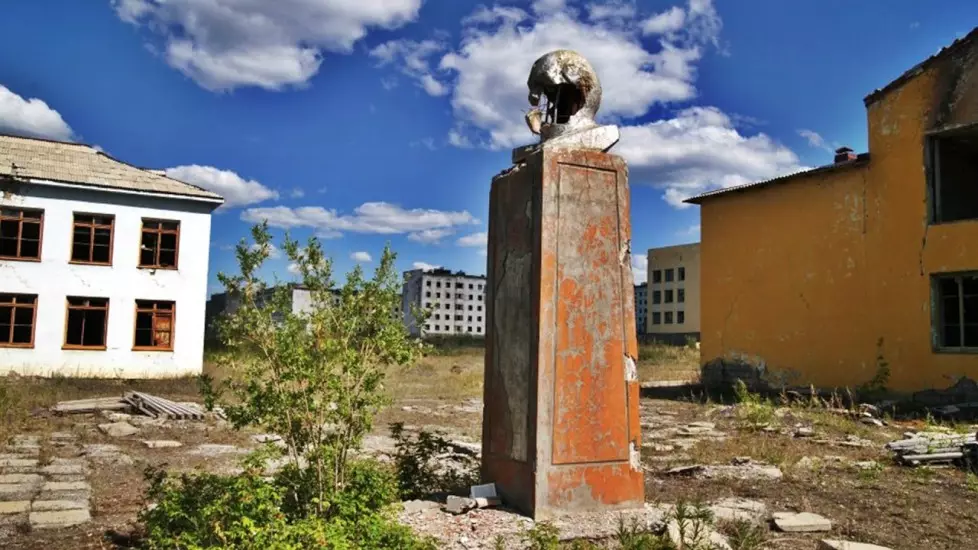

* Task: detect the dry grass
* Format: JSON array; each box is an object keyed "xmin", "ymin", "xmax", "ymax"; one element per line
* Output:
[{"xmin": 637, "ymin": 341, "xmax": 700, "ymax": 383}]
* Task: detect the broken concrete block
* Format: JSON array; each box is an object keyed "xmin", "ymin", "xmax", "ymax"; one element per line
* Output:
[
  {"xmin": 0, "ymin": 458, "xmax": 38, "ymax": 469},
  {"xmin": 773, "ymin": 511, "xmax": 832, "ymax": 532},
  {"xmin": 142, "ymin": 440, "xmax": 183, "ymax": 449},
  {"xmin": 710, "ymin": 498, "xmax": 767, "ymax": 525},
  {"xmin": 188, "ymin": 444, "xmax": 246, "ymax": 456},
  {"xmin": 445, "ymin": 495, "xmax": 477, "ymax": 514},
  {"xmin": 30, "ymin": 500, "xmax": 89, "ymax": 512},
  {"xmin": 819, "ymin": 540, "xmax": 892, "ymax": 550},
  {"xmin": 0, "ymin": 473, "xmax": 43, "ymax": 485},
  {"xmin": 0, "ymin": 501, "xmax": 30, "ymax": 515},
  {"xmin": 40, "ymin": 463, "xmax": 86, "ymax": 476},
  {"xmin": 0, "ymin": 483, "xmax": 38, "ymax": 500},
  {"xmin": 469, "ymin": 483, "xmax": 497, "ymax": 499},
  {"xmin": 98, "ymin": 422, "xmax": 139, "ymax": 438},
  {"xmin": 29, "ymin": 508, "xmax": 91, "ymax": 529}
]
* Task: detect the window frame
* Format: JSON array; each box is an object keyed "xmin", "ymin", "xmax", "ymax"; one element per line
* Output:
[
  {"xmin": 678, "ymin": 267, "xmax": 686, "ymax": 281},
  {"xmin": 0, "ymin": 293, "xmax": 38, "ymax": 348},
  {"xmin": 651, "ymin": 312, "xmax": 661, "ymax": 325},
  {"xmin": 138, "ymin": 218, "xmax": 180, "ymax": 270},
  {"xmin": 651, "ymin": 270, "xmax": 662, "ymax": 283},
  {"xmin": 63, "ymin": 296, "xmax": 110, "ymax": 351},
  {"xmin": 0, "ymin": 207, "xmax": 44, "ymax": 262},
  {"xmin": 677, "ymin": 311, "xmax": 685, "ymax": 325},
  {"xmin": 932, "ymin": 271, "xmax": 978, "ymax": 353},
  {"xmin": 69, "ymin": 213, "xmax": 115, "ymax": 266},
  {"xmin": 926, "ymin": 124, "xmax": 978, "ymax": 225},
  {"xmin": 664, "ymin": 311, "xmax": 674, "ymax": 324},
  {"xmin": 652, "ymin": 290, "xmax": 661, "ymax": 304},
  {"xmin": 133, "ymin": 300, "xmax": 176, "ymax": 351}
]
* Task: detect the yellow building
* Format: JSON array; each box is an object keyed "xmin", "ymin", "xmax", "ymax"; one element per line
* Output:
[
  {"xmin": 646, "ymin": 243, "xmax": 700, "ymax": 344},
  {"xmin": 686, "ymin": 28, "xmax": 978, "ymax": 393}
]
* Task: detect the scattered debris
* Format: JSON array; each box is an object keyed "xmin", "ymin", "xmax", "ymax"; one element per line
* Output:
[
  {"xmin": 97, "ymin": 422, "xmax": 139, "ymax": 438},
  {"xmin": 819, "ymin": 540, "xmax": 893, "ymax": 550},
  {"xmin": 773, "ymin": 511, "xmax": 832, "ymax": 532},
  {"xmin": 885, "ymin": 431, "xmax": 978, "ymax": 466},
  {"xmin": 52, "ymin": 392, "xmax": 205, "ymax": 420},
  {"xmin": 444, "ymin": 495, "xmax": 500, "ymax": 514},
  {"xmin": 141, "ymin": 440, "xmax": 183, "ymax": 449}
]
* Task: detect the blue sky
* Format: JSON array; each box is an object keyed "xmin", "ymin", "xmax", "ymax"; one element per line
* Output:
[{"xmin": 1, "ymin": 1, "xmax": 975, "ymax": 293}]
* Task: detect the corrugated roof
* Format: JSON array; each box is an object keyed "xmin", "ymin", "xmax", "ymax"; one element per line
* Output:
[
  {"xmin": 864, "ymin": 26, "xmax": 978, "ymax": 106},
  {"xmin": 684, "ymin": 153, "xmax": 870, "ymax": 205},
  {"xmin": 0, "ymin": 134, "xmax": 223, "ymax": 202}
]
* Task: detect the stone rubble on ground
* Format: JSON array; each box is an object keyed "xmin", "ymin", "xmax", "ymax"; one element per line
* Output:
[
  {"xmin": 818, "ymin": 540, "xmax": 893, "ymax": 550},
  {"xmin": 773, "ymin": 511, "xmax": 833, "ymax": 532},
  {"xmin": 0, "ymin": 432, "xmax": 94, "ymax": 534},
  {"xmin": 98, "ymin": 421, "xmax": 140, "ymax": 438},
  {"xmin": 142, "ymin": 440, "xmax": 183, "ymax": 449}
]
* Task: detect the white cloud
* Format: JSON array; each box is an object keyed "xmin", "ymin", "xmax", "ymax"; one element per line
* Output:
[
  {"xmin": 0, "ymin": 85, "xmax": 74, "ymax": 141},
  {"xmin": 531, "ymin": 0, "xmax": 568, "ymax": 15},
  {"xmin": 642, "ymin": 6, "xmax": 686, "ymax": 35},
  {"xmin": 678, "ymin": 223, "xmax": 701, "ymax": 237},
  {"xmin": 289, "ymin": 188, "xmax": 305, "ymax": 198},
  {"xmin": 797, "ymin": 129, "xmax": 833, "ymax": 152},
  {"xmin": 412, "ymin": 261, "xmax": 441, "ymax": 271},
  {"xmin": 382, "ymin": 0, "xmax": 725, "ymax": 149},
  {"xmin": 351, "ymin": 251, "xmax": 372, "ymax": 263},
  {"xmin": 287, "ymin": 262, "xmax": 300, "ymax": 275},
  {"xmin": 370, "ymin": 39, "xmax": 449, "ymax": 96},
  {"xmin": 112, "ymin": 0, "xmax": 423, "ymax": 91},
  {"xmin": 242, "ymin": 202, "xmax": 479, "ymax": 237},
  {"xmin": 408, "ymin": 228, "xmax": 454, "ymax": 244},
  {"xmin": 166, "ymin": 165, "xmax": 278, "ymax": 209},
  {"xmin": 456, "ymin": 232, "xmax": 488, "ymax": 247},
  {"xmin": 631, "ymin": 254, "xmax": 648, "ymax": 285},
  {"xmin": 616, "ymin": 107, "xmax": 805, "ymax": 207}
]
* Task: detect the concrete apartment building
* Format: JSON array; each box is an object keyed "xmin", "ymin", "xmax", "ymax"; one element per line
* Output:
[
  {"xmin": 402, "ymin": 268, "xmax": 487, "ymax": 337},
  {"xmin": 646, "ymin": 243, "xmax": 701, "ymax": 344},
  {"xmin": 634, "ymin": 283, "xmax": 647, "ymax": 334},
  {"xmin": 686, "ymin": 28, "xmax": 978, "ymax": 392},
  {"xmin": 0, "ymin": 135, "xmax": 223, "ymax": 377}
]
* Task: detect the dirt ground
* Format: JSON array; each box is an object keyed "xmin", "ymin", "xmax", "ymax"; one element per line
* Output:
[{"xmin": 1, "ymin": 344, "xmax": 976, "ymax": 549}]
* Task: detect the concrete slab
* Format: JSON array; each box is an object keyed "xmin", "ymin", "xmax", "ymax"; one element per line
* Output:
[
  {"xmin": 773, "ymin": 512, "xmax": 832, "ymax": 532},
  {"xmin": 98, "ymin": 422, "xmax": 139, "ymax": 438},
  {"xmin": 142, "ymin": 440, "xmax": 183, "ymax": 449},
  {"xmin": 29, "ymin": 508, "xmax": 91, "ymax": 529},
  {"xmin": 31, "ymin": 500, "xmax": 89, "ymax": 512},
  {"xmin": 0, "ymin": 474, "xmax": 43, "ymax": 485},
  {"xmin": 41, "ymin": 481, "xmax": 90, "ymax": 493},
  {"xmin": 0, "ymin": 483, "xmax": 38, "ymax": 500},
  {"xmin": 819, "ymin": 541, "xmax": 893, "ymax": 550},
  {"xmin": 0, "ymin": 501, "xmax": 30, "ymax": 515},
  {"xmin": 0, "ymin": 458, "xmax": 38, "ymax": 469},
  {"xmin": 40, "ymin": 464, "xmax": 86, "ymax": 476}
]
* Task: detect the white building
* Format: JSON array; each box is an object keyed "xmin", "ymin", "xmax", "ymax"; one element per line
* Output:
[
  {"xmin": 402, "ymin": 268, "xmax": 487, "ymax": 337},
  {"xmin": 634, "ymin": 283, "xmax": 648, "ymax": 334},
  {"xmin": 0, "ymin": 135, "xmax": 223, "ymax": 377}
]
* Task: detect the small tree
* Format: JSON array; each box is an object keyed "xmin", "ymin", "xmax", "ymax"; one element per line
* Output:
[{"xmin": 203, "ymin": 222, "xmax": 427, "ymax": 515}]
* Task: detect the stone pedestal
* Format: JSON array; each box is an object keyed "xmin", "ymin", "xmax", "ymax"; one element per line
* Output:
[{"xmin": 481, "ymin": 147, "xmax": 644, "ymax": 519}]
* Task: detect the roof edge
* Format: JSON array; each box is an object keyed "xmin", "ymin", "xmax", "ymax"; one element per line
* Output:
[
  {"xmin": 15, "ymin": 176, "xmax": 225, "ymax": 206},
  {"xmin": 864, "ymin": 26, "xmax": 978, "ymax": 107},
  {"xmin": 684, "ymin": 153, "xmax": 870, "ymax": 205}
]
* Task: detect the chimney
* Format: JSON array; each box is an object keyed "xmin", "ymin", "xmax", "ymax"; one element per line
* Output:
[{"xmin": 834, "ymin": 146, "xmax": 857, "ymax": 164}]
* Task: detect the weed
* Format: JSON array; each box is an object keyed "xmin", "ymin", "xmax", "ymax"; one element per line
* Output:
[
  {"xmin": 721, "ymin": 520, "xmax": 767, "ymax": 550},
  {"xmin": 966, "ymin": 472, "xmax": 978, "ymax": 493},
  {"xmin": 733, "ymin": 380, "xmax": 776, "ymax": 430},
  {"xmin": 389, "ymin": 422, "xmax": 478, "ymax": 500},
  {"xmin": 522, "ymin": 522, "xmax": 561, "ymax": 550}
]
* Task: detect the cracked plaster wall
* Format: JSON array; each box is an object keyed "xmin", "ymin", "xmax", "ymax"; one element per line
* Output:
[
  {"xmin": 0, "ymin": 181, "xmax": 213, "ymax": 378},
  {"xmin": 700, "ymin": 36, "xmax": 978, "ymax": 392}
]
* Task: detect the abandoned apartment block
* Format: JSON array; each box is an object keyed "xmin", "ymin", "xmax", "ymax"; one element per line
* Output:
[
  {"xmin": 0, "ymin": 134, "xmax": 223, "ymax": 377},
  {"xmin": 686, "ymin": 29, "xmax": 978, "ymax": 392},
  {"xmin": 645, "ymin": 243, "xmax": 700, "ymax": 344}
]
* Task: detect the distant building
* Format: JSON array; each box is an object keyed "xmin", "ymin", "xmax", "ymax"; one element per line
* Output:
[
  {"xmin": 402, "ymin": 268, "xmax": 487, "ymax": 337},
  {"xmin": 646, "ymin": 243, "xmax": 700, "ymax": 344},
  {"xmin": 0, "ymin": 134, "xmax": 223, "ymax": 377},
  {"xmin": 634, "ymin": 283, "xmax": 648, "ymax": 334},
  {"xmin": 206, "ymin": 284, "xmax": 399, "ymax": 338}
]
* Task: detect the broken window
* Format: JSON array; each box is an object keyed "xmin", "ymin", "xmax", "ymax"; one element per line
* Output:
[
  {"xmin": 665, "ymin": 290, "xmax": 674, "ymax": 304},
  {"xmin": 71, "ymin": 214, "xmax": 114, "ymax": 265},
  {"xmin": 664, "ymin": 312, "xmax": 674, "ymax": 324},
  {"xmin": 652, "ymin": 291, "xmax": 661, "ymax": 304},
  {"xmin": 678, "ymin": 289, "xmax": 685, "ymax": 303},
  {"xmin": 678, "ymin": 311, "xmax": 685, "ymax": 325},
  {"xmin": 934, "ymin": 273, "xmax": 978, "ymax": 350},
  {"xmin": 139, "ymin": 219, "xmax": 179, "ymax": 269},
  {"xmin": 665, "ymin": 269, "xmax": 674, "ymax": 283},
  {"xmin": 929, "ymin": 128, "xmax": 978, "ymax": 223},
  {"xmin": 678, "ymin": 267, "xmax": 686, "ymax": 281},
  {"xmin": 0, "ymin": 294, "xmax": 37, "ymax": 347},
  {"xmin": 652, "ymin": 270, "xmax": 662, "ymax": 283},
  {"xmin": 0, "ymin": 208, "xmax": 43, "ymax": 260},
  {"xmin": 652, "ymin": 312, "xmax": 661, "ymax": 325},
  {"xmin": 134, "ymin": 300, "xmax": 175, "ymax": 350},
  {"xmin": 64, "ymin": 297, "xmax": 109, "ymax": 349}
]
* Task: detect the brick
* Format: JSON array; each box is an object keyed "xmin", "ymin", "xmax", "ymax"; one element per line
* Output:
[{"xmin": 0, "ymin": 501, "xmax": 30, "ymax": 515}]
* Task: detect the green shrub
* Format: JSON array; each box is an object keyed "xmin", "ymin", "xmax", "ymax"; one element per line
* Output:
[{"xmin": 390, "ymin": 422, "xmax": 479, "ymax": 500}]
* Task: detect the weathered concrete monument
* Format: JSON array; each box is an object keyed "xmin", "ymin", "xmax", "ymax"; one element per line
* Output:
[{"xmin": 481, "ymin": 50, "xmax": 644, "ymax": 519}]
